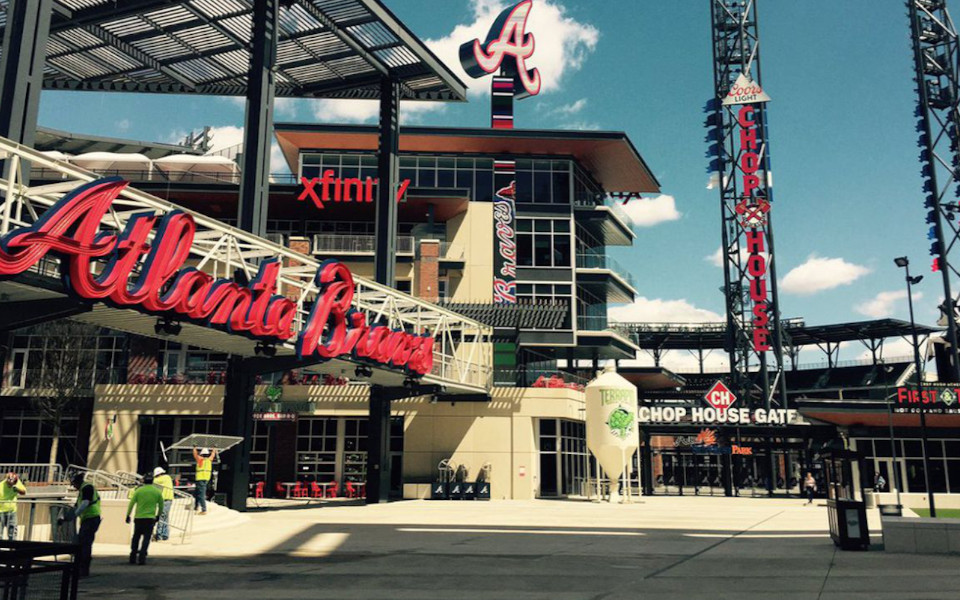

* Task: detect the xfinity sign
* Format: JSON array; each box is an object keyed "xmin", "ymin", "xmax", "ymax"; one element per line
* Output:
[{"xmin": 704, "ymin": 380, "xmax": 737, "ymax": 411}]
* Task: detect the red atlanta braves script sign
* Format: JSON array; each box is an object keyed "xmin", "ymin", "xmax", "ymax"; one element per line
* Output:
[
  {"xmin": 0, "ymin": 178, "xmax": 433, "ymax": 375},
  {"xmin": 459, "ymin": 0, "xmax": 541, "ymax": 98}
]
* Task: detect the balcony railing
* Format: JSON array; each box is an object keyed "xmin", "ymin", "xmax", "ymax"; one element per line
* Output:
[
  {"xmin": 576, "ymin": 252, "xmax": 636, "ymax": 290},
  {"xmin": 573, "ymin": 196, "xmax": 633, "ymax": 228},
  {"xmin": 4, "ymin": 368, "xmax": 126, "ymax": 390},
  {"xmin": 494, "ymin": 368, "xmax": 587, "ymax": 391},
  {"xmin": 312, "ymin": 234, "xmax": 414, "ymax": 256},
  {"xmin": 29, "ymin": 167, "xmax": 300, "ymax": 186},
  {"xmin": 577, "ymin": 315, "xmax": 610, "ymax": 331}
]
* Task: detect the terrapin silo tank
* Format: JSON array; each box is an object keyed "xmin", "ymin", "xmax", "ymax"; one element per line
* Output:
[{"xmin": 585, "ymin": 365, "xmax": 639, "ymax": 502}]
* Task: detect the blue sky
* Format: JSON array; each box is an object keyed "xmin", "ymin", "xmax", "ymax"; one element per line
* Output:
[{"xmin": 36, "ymin": 0, "xmax": 940, "ymax": 356}]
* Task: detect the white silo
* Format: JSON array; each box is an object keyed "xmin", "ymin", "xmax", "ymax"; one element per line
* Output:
[{"xmin": 585, "ymin": 365, "xmax": 640, "ymax": 503}]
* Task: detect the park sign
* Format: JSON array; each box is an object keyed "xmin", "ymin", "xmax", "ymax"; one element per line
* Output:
[{"xmin": 0, "ymin": 178, "xmax": 435, "ymax": 375}]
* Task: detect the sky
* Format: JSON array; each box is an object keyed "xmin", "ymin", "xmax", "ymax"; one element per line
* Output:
[{"xmin": 36, "ymin": 0, "xmax": 941, "ymax": 366}]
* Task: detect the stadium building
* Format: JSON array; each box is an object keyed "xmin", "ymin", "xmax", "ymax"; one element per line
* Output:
[{"xmin": 1, "ymin": 0, "xmax": 958, "ymax": 512}]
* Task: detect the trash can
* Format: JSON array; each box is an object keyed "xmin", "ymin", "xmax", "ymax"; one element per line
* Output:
[
  {"xmin": 475, "ymin": 481, "xmax": 491, "ymax": 501},
  {"xmin": 863, "ymin": 489, "xmax": 877, "ymax": 509},
  {"xmin": 827, "ymin": 498, "xmax": 870, "ymax": 550},
  {"xmin": 430, "ymin": 481, "xmax": 448, "ymax": 500}
]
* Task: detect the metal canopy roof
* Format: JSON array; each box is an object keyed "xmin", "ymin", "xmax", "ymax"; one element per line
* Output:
[
  {"xmin": 34, "ymin": 126, "xmax": 202, "ymax": 158},
  {"xmin": 0, "ymin": 0, "xmax": 466, "ymax": 100},
  {"xmin": 615, "ymin": 318, "xmax": 942, "ymax": 351}
]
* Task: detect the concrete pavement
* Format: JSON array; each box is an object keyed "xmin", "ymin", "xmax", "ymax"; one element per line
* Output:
[{"xmin": 75, "ymin": 496, "xmax": 960, "ymax": 599}]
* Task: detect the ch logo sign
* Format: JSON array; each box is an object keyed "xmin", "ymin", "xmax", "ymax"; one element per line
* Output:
[{"xmin": 704, "ymin": 380, "xmax": 737, "ymax": 411}]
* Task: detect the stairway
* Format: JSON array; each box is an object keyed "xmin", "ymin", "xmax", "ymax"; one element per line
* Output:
[{"xmin": 189, "ymin": 500, "xmax": 250, "ymax": 536}]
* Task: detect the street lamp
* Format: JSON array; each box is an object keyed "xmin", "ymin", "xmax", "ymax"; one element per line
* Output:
[
  {"xmin": 879, "ymin": 361, "xmax": 903, "ymax": 514},
  {"xmin": 894, "ymin": 256, "xmax": 936, "ymax": 517}
]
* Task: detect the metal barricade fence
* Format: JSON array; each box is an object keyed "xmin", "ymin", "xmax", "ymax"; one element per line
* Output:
[
  {"xmin": 63, "ymin": 466, "xmax": 193, "ymax": 544},
  {"xmin": 0, "ymin": 464, "xmax": 63, "ymax": 486}
]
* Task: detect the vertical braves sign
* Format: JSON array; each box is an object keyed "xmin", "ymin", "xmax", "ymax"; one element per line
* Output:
[
  {"xmin": 492, "ymin": 176, "xmax": 517, "ymax": 303},
  {"xmin": 728, "ymin": 75, "xmax": 772, "ymax": 352}
]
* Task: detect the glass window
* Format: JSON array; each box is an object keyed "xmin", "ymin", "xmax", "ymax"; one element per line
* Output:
[
  {"xmin": 437, "ymin": 169, "xmax": 455, "ymax": 188},
  {"xmin": 418, "ymin": 168, "xmax": 435, "ymax": 188},
  {"xmin": 540, "ymin": 419, "xmax": 556, "ymax": 436},
  {"xmin": 948, "ymin": 460, "xmax": 960, "ymax": 493}
]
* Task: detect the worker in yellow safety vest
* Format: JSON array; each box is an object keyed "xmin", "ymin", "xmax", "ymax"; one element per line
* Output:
[
  {"xmin": 192, "ymin": 447, "xmax": 216, "ymax": 515},
  {"xmin": 58, "ymin": 473, "xmax": 101, "ymax": 577},
  {"xmin": 0, "ymin": 472, "xmax": 27, "ymax": 541},
  {"xmin": 152, "ymin": 467, "xmax": 174, "ymax": 541}
]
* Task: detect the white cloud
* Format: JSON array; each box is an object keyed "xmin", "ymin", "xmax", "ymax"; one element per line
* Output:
[
  {"xmin": 855, "ymin": 290, "xmax": 919, "ymax": 319},
  {"xmin": 551, "ymin": 98, "xmax": 587, "ymax": 116},
  {"xmin": 204, "ymin": 125, "xmax": 245, "ymax": 152},
  {"xmin": 274, "ymin": 98, "xmax": 300, "ymax": 119},
  {"xmin": 610, "ymin": 296, "xmax": 726, "ymax": 371},
  {"xmin": 285, "ymin": 1, "xmax": 598, "ymax": 126},
  {"xmin": 425, "ymin": 0, "xmax": 599, "ymax": 98},
  {"xmin": 780, "ymin": 255, "xmax": 871, "ymax": 295},
  {"xmin": 609, "ymin": 297, "xmax": 724, "ymax": 324},
  {"xmin": 618, "ymin": 194, "xmax": 681, "ymax": 227},
  {"xmin": 196, "ymin": 125, "xmax": 290, "ymax": 173},
  {"xmin": 309, "ymin": 98, "xmax": 447, "ymax": 125}
]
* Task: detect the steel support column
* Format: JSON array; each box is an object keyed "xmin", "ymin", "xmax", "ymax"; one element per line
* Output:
[
  {"xmin": 374, "ymin": 78, "xmax": 400, "ymax": 287},
  {"xmin": 0, "ymin": 0, "xmax": 52, "ymax": 148},
  {"xmin": 365, "ymin": 386, "xmax": 393, "ymax": 504},
  {"xmin": 220, "ymin": 356, "xmax": 256, "ymax": 511},
  {"xmin": 237, "ymin": 0, "xmax": 278, "ymax": 237}
]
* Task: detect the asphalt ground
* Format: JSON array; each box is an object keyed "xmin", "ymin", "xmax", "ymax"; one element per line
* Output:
[{"xmin": 74, "ymin": 497, "xmax": 960, "ymax": 600}]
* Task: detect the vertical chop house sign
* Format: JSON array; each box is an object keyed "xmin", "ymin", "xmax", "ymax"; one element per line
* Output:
[
  {"xmin": 0, "ymin": 178, "xmax": 434, "ymax": 375},
  {"xmin": 725, "ymin": 73, "xmax": 772, "ymax": 352}
]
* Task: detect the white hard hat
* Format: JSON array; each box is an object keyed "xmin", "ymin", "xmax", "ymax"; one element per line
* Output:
[
  {"xmin": 153, "ymin": 467, "xmax": 165, "ymax": 477},
  {"xmin": 200, "ymin": 448, "xmax": 211, "ymax": 456}
]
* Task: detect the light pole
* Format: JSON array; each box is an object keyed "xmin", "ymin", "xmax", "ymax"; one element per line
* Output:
[
  {"xmin": 894, "ymin": 256, "xmax": 936, "ymax": 517},
  {"xmin": 880, "ymin": 361, "xmax": 903, "ymax": 514}
]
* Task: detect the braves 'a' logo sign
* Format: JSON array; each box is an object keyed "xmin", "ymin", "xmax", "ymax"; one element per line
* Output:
[{"xmin": 459, "ymin": 0, "xmax": 541, "ymax": 98}]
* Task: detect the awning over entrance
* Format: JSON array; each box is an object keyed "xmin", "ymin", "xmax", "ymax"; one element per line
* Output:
[
  {"xmin": 797, "ymin": 399, "xmax": 960, "ymax": 429},
  {"xmin": 0, "ymin": 136, "xmax": 492, "ymax": 395}
]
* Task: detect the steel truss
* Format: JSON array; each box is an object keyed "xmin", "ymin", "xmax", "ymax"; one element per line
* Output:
[
  {"xmin": 0, "ymin": 137, "xmax": 493, "ymax": 393},
  {"xmin": 908, "ymin": 0, "xmax": 960, "ymax": 379},
  {"xmin": 706, "ymin": 0, "xmax": 789, "ymax": 410}
]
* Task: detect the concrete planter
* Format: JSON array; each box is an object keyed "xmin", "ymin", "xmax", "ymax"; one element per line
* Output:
[{"xmin": 882, "ymin": 516, "xmax": 960, "ymax": 554}]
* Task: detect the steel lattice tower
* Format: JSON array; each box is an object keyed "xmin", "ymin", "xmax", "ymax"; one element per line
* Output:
[
  {"xmin": 705, "ymin": 1, "xmax": 789, "ymax": 416},
  {"xmin": 908, "ymin": 0, "xmax": 960, "ymax": 380}
]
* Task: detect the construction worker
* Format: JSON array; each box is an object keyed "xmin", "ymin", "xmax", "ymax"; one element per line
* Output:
[
  {"xmin": 58, "ymin": 473, "xmax": 101, "ymax": 577},
  {"xmin": 192, "ymin": 447, "xmax": 216, "ymax": 515},
  {"xmin": 125, "ymin": 474, "xmax": 163, "ymax": 565},
  {"xmin": 152, "ymin": 467, "xmax": 174, "ymax": 541},
  {"xmin": 0, "ymin": 472, "xmax": 27, "ymax": 541}
]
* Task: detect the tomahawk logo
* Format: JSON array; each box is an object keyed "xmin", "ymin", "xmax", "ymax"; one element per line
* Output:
[
  {"xmin": 695, "ymin": 429, "xmax": 718, "ymax": 446},
  {"xmin": 459, "ymin": 0, "xmax": 541, "ymax": 98}
]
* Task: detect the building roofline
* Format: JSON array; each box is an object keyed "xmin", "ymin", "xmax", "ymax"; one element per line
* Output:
[{"xmin": 275, "ymin": 123, "xmax": 661, "ymax": 193}]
